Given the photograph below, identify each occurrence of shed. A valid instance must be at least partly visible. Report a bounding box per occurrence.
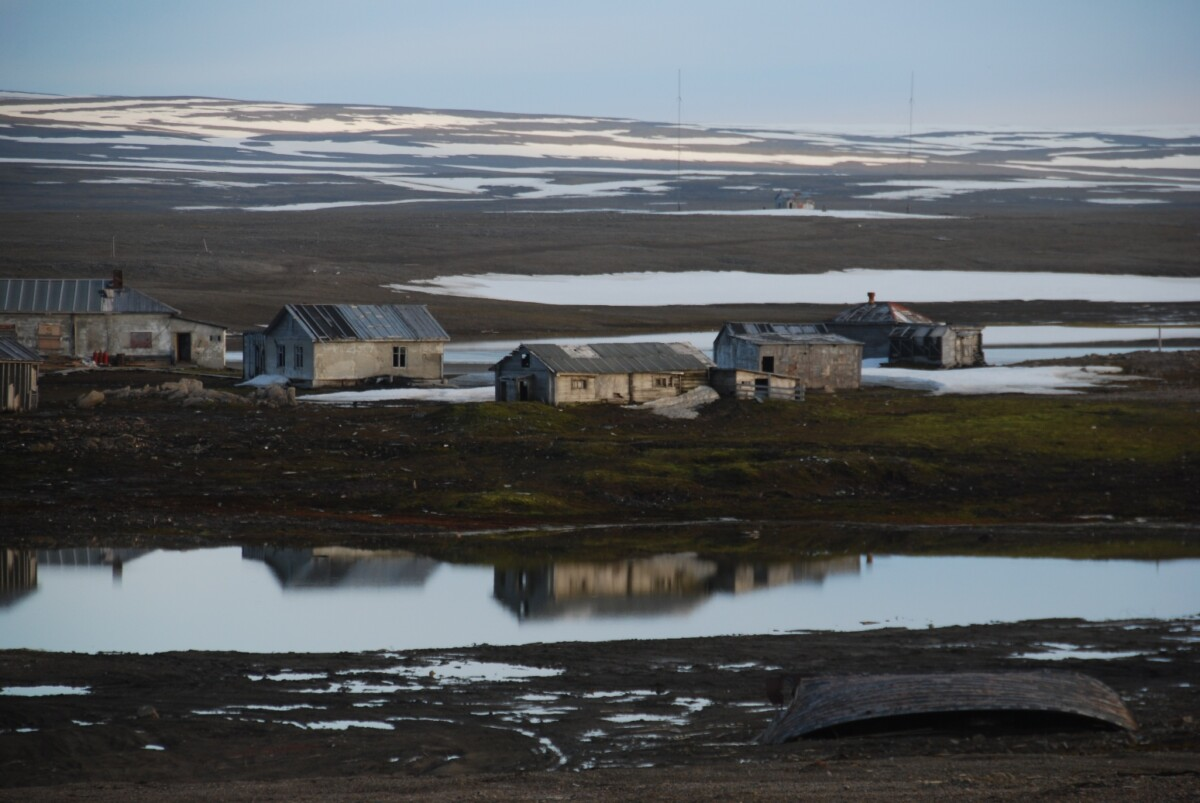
[713,322,862,391]
[493,342,714,405]
[0,337,42,412]
[242,303,449,388]
[889,324,985,368]
[0,272,226,369]
[824,292,937,358]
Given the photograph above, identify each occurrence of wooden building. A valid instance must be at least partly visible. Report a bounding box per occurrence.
[242,304,449,388]
[889,324,985,368]
[823,292,937,358]
[0,273,226,369]
[0,337,41,412]
[493,342,714,405]
[713,322,862,391]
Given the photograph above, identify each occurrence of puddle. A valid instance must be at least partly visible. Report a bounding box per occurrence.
[143,744,166,751]
[1011,643,1145,661]
[281,720,395,731]
[247,672,326,682]
[4,548,1197,653]
[0,685,91,696]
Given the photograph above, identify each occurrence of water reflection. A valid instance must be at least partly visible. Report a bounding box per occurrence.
[243,547,439,589]
[1,546,1196,653]
[495,554,860,620]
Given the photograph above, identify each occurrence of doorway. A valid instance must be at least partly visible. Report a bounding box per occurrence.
[175,332,192,363]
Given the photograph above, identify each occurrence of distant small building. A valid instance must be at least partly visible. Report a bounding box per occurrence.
[824,292,937,358]
[889,324,985,369]
[713,322,862,391]
[0,337,41,412]
[493,342,714,405]
[774,191,816,210]
[242,304,449,388]
[0,273,226,369]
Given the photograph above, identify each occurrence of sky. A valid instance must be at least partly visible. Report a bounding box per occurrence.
[2,0,1198,128]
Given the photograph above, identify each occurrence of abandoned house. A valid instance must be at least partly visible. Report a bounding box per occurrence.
[889,324,986,369]
[242,303,449,388]
[713,322,863,391]
[0,273,226,369]
[823,292,939,358]
[492,342,714,405]
[0,336,41,412]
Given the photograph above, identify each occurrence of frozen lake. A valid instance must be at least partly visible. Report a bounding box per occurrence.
[390,270,1200,306]
[2,547,1196,654]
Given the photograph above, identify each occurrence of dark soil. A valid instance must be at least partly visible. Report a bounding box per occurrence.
[2,618,1197,801]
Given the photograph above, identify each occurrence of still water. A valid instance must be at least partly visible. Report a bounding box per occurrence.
[1,547,1196,654]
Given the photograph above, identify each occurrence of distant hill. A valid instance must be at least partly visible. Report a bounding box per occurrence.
[1,93,1196,214]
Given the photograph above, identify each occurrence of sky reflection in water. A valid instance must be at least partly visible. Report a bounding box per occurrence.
[1,547,1196,654]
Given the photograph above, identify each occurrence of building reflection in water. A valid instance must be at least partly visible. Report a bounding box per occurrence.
[242,546,439,589]
[493,553,862,620]
[2,548,153,606]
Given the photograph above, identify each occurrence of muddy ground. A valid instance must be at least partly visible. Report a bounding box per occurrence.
[2,619,1197,801]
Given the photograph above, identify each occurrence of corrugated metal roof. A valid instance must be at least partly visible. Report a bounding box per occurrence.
[890,324,951,338]
[282,304,449,342]
[721,322,859,347]
[0,279,179,315]
[519,342,714,374]
[831,301,935,325]
[0,337,42,362]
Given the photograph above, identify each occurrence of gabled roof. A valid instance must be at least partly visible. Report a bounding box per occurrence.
[272,304,449,342]
[720,322,844,345]
[830,301,935,325]
[0,337,42,362]
[512,342,714,374]
[0,279,179,315]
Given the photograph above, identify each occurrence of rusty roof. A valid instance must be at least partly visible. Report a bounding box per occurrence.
[830,301,935,325]
[0,279,179,315]
[512,342,714,374]
[274,304,449,342]
[758,671,1137,743]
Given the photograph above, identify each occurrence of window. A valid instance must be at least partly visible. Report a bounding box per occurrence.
[520,351,530,369]
[570,378,588,390]
[129,331,152,349]
[276,344,286,369]
[761,355,775,373]
[654,376,679,388]
[293,345,304,369]
[393,345,407,368]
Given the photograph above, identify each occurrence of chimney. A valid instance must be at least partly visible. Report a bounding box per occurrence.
[867,291,876,304]
[111,269,124,290]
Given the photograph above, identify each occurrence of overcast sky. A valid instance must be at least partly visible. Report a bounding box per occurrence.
[2,0,1197,128]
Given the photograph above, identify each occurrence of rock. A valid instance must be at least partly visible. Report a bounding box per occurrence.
[76,390,106,409]
[137,705,159,720]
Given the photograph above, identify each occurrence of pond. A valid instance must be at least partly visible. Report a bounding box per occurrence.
[2,547,1196,654]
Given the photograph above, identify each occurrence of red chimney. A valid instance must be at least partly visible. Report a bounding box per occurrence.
[111,269,124,290]
[867,291,876,304]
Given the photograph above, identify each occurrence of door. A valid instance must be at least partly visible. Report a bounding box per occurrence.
[518,380,530,401]
[175,332,192,363]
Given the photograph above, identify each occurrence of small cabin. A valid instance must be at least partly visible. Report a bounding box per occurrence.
[823,292,938,358]
[889,324,985,368]
[713,323,862,391]
[493,342,714,405]
[0,273,226,369]
[243,304,449,388]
